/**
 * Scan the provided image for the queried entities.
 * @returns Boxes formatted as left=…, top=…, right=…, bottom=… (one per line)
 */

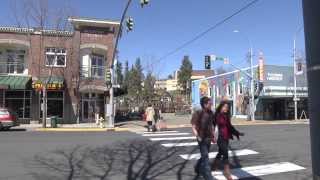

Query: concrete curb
left=35, top=127, right=129, bottom=132
left=165, top=121, right=309, bottom=129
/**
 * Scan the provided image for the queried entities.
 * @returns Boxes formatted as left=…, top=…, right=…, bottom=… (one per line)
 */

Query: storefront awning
left=32, top=76, right=65, bottom=90
left=0, top=76, right=31, bottom=89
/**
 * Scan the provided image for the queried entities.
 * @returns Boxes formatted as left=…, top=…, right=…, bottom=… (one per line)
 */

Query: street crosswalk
left=134, top=129, right=306, bottom=179
left=179, top=149, right=259, bottom=160
left=142, top=132, right=190, bottom=137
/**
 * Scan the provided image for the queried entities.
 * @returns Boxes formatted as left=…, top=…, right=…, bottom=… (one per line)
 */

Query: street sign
left=210, top=55, right=216, bottom=61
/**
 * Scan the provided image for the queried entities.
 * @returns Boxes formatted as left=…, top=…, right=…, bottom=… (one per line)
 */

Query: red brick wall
left=0, top=30, right=116, bottom=101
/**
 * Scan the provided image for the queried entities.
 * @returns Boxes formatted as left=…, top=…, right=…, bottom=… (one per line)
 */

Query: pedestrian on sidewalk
left=211, top=101, right=244, bottom=180
left=191, top=96, right=215, bottom=180
left=145, top=104, right=155, bottom=132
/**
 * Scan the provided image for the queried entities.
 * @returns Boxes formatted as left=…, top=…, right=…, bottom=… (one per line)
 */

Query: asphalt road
left=0, top=124, right=311, bottom=180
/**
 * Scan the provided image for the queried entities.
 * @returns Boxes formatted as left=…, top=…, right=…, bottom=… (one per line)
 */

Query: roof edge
left=68, top=17, right=120, bottom=26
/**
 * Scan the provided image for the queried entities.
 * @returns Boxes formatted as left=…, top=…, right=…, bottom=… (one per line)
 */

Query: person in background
left=211, top=101, right=244, bottom=180
left=191, top=96, right=215, bottom=180
left=145, top=104, right=155, bottom=132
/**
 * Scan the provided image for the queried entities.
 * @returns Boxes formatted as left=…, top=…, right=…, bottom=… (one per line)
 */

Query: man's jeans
left=195, top=138, right=214, bottom=180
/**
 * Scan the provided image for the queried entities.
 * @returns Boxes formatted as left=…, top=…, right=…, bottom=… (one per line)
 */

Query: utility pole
left=293, top=26, right=303, bottom=121
left=250, top=47, right=255, bottom=121
left=233, top=30, right=255, bottom=121
left=302, top=0, right=320, bottom=179
left=293, top=37, right=298, bottom=121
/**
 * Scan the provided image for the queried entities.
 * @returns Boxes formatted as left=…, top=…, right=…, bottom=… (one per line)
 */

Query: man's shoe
left=211, top=158, right=220, bottom=171
left=194, top=165, right=200, bottom=175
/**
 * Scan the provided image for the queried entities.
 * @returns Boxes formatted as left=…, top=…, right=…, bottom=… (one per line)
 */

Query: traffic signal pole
left=302, top=0, right=320, bottom=179
left=108, top=0, right=133, bottom=128
left=108, top=0, right=148, bottom=128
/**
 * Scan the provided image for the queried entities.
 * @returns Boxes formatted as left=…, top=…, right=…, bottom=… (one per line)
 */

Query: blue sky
left=0, top=0, right=305, bottom=78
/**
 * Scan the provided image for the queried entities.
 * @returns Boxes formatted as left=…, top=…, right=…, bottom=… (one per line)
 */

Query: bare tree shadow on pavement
left=25, top=140, right=196, bottom=180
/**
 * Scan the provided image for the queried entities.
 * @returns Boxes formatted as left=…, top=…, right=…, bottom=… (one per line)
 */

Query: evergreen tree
left=178, top=56, right=193, bottom=94
left=116, top=61, right=123, bottom=86
left=143, top=72, right=156, bottom=103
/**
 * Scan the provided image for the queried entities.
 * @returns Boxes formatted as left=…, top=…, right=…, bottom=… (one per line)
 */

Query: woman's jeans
left=216, top=136, right=229, bottom=164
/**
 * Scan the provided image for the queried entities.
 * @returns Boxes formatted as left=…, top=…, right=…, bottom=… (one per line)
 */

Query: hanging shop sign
left=32, top=80, right=64, bottom=90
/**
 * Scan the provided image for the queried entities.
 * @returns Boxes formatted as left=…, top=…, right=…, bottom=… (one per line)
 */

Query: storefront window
left=4, top=90, right=31, bottom=119
left=47, top=91, right=63, bottom=118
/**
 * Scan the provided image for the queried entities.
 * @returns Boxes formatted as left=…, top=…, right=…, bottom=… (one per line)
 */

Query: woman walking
left=145, top=104, right=155, bottom=132
left=212, top=101, right=244, bottom=180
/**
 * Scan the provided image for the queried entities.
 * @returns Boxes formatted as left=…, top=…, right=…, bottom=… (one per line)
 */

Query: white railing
left=80, top=65, right=105, bottom=79
left=0, top=62, right=25, bottom=74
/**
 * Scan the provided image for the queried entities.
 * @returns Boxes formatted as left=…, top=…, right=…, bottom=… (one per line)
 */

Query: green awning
left=0, top=76, right=31, bottom=89
left=40, top=76, right=64, bottom=84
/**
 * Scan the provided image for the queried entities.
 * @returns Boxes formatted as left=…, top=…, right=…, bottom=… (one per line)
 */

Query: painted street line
left=142, top=132, right=190, bottom=137
left=212, top=162, right=305, bottom=180
left=150, top=136, right=196, bottom=141
left=136, top=130, right=180, bottom=134
left=161, top=141, right=215, bottom=147
left=180, top=149, right=259, bottom=160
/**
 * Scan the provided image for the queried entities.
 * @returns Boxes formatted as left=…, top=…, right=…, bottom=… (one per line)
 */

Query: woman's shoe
left=223, top=164, right=233, bottom=180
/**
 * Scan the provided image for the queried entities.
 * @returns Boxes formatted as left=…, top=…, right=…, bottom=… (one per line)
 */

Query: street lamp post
left=233, top=30, right=255, bottom=121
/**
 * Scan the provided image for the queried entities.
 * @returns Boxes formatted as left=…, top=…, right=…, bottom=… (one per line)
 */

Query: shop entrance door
left=82, top=100, right=96, bottom=123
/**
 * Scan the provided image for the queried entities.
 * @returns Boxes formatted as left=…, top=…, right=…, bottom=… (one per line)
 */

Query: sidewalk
left=159, top=113, right=309, bottom=128
left=18, top=123, right=129, bottom=132
left=17, top=114, right=309, bottom=132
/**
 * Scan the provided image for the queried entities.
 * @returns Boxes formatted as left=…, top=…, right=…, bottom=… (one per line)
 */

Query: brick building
left=0, top=17, right=119, bottom=124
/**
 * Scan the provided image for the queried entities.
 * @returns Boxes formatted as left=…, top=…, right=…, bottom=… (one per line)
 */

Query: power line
left=142, top=0, right=260, bottom=71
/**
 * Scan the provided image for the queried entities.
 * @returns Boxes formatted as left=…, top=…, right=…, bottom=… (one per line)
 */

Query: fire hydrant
left=99, top=117, right=106, bottom=128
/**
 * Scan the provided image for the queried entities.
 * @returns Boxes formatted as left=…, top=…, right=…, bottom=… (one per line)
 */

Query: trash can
left=51, top=116, right=58, bottom=128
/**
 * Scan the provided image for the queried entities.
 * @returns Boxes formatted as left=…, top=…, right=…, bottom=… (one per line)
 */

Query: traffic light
left=140, top=0, right=149, bottom=7
left=105, top=69, right=112, bottom=86
left=126, top=17, right=134, bottom=31
left=254, top=81, right=258, bottom=92
left=205, top=55, right=211, bottom=69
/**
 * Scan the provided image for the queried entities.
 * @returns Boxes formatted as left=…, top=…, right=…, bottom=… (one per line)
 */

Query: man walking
left=191, top=96, right=215, bottom=180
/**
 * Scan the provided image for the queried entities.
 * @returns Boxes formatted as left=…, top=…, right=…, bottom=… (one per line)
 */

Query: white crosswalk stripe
left=136, top=129, right=306, bottom=178
left=150, top=136, right=196, bottom=141
left=142, top=132, right=190, bottom=137
left=212, top=162, right=305, bottom=180
left=136, top=130, right=180, bottom=134
left=179, top=149, right=259, bottom=160
left=161, top=141, right=215, bottom=147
